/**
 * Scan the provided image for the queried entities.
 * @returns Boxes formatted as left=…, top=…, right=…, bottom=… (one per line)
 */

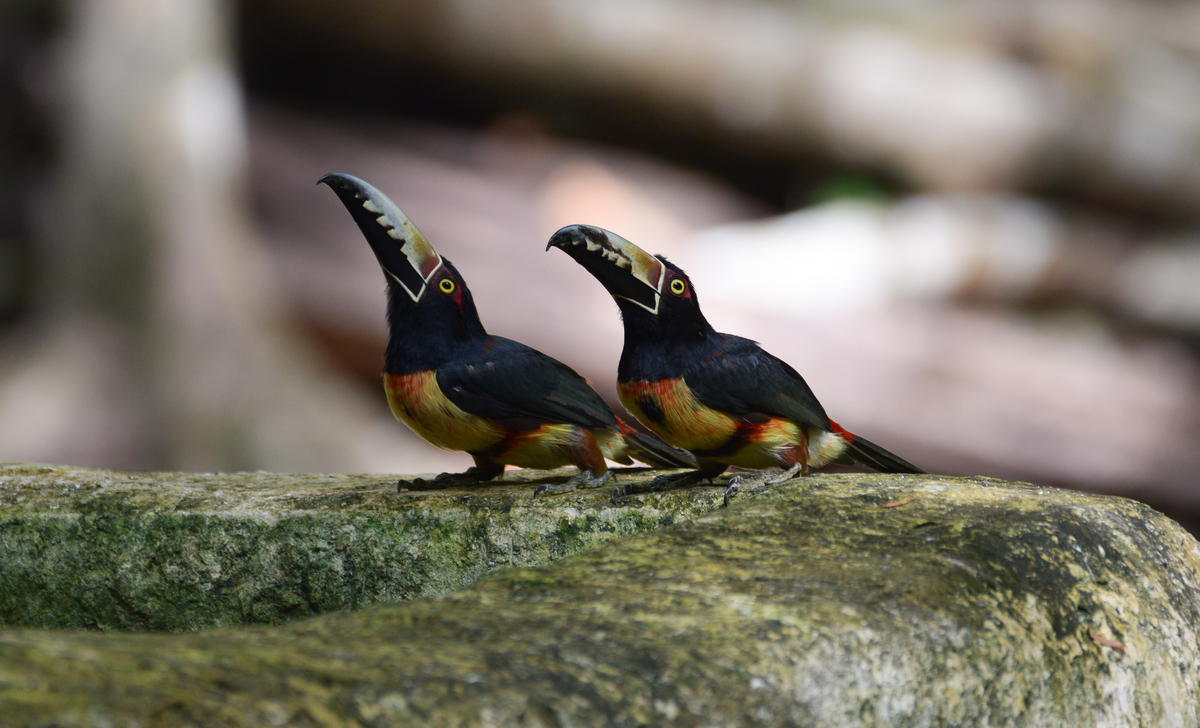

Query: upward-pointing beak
left=319, top=172, right=443, bottom=303
left=547, top=225, right=665, bottom=315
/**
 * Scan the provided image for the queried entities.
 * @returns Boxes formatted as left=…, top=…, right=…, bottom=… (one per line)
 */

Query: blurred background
left=3, top=0, right=1200, bottom=530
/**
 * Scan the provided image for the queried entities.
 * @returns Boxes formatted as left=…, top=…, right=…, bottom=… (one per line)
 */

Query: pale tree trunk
left=0, top=0, right=453, bottom=474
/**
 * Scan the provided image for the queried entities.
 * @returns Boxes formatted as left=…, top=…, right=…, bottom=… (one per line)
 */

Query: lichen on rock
left=0, top=466, right=1197, bottom=725
left=0, top=463, right=722, bottom=631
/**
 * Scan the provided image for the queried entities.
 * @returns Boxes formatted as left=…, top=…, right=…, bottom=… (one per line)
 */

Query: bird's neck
left=617, top=312, right=718, bottom=382
left=383, top=294, right=488, bottom=375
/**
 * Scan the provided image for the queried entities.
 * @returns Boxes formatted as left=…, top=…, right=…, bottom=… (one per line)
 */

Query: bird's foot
left=533, top=470, right=614, bottom=497
left=398, top=467, right=492, bottom=492
left=770, top=463, right=805, bottom=484
left=721, top=464, right=804, bottom=506
left=610, top=469, right=711, bottom=504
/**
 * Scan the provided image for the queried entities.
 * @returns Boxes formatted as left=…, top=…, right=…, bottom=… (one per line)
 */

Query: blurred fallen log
left=691, top=195, right=1200, bottom=335
left=247, top=0, right=1200, bottom=218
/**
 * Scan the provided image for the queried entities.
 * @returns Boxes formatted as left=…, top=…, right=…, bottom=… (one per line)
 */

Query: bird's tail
left=618, top=420, right=697, bottom=469
left=831, top=422, right=925, bottom=474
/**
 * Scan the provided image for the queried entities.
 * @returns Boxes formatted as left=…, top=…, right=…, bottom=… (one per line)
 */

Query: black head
left=547, top=225, right=713, bottom=346
left=320, top=172, right=486, bottom=372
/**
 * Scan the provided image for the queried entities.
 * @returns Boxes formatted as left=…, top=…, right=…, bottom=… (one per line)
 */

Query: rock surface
left=1, top=465, right=1198, bottom=726
left=0, top=463, right=724, bottom=631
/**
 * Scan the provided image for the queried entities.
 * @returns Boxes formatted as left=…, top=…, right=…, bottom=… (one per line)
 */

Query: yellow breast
left=618, top=379, right=738, bottom=452
left=384, top=371, right=504, bottom=453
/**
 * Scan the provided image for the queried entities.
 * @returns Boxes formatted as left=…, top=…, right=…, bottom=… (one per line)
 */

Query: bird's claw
left=574, top=470, right=613, bottom=491
left=535, top=470, right=613, bottom=497
left=403, top=475, right=453, bottom=491
left=610, top=485, right=627, bottom=505
left=398, top=477, right=429, bottom=491
left=711, top=464, right=802, bottom=502
left=532, top=483, right=579, bottom=497
left=398, top=469, right=491, bottom=492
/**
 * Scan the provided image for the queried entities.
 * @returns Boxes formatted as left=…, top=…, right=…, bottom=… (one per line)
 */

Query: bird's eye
left=669, top=278, right=687, bottom=295
left=438, top=278, right=456, bottom=295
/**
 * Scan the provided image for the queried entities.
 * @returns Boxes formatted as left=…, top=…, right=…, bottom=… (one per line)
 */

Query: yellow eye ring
left=438, top=278, right=456, bottom=295
left=669, top=278, right=686, bottom=295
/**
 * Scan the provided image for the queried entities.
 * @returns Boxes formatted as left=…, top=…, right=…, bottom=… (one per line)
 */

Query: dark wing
left=437, top=336, right=618, bottom=431
left=684, top=334, right=831, bottom=430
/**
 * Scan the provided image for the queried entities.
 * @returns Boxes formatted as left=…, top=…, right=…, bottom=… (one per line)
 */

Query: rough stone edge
left=0, top=462, right=731, bottom=630
left=0, top=472, right=1198, bottom=726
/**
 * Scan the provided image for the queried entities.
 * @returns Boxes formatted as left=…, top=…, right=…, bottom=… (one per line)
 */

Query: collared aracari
left=319, top=173, right=694, bottom=492
left=548, top=224, right=924, bottom=501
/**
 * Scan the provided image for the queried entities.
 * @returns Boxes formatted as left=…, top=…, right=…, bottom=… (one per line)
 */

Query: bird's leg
left=611, top=462, right=728, bottom=503
left=533, top=469, right=614, bottom=497
left=722, top=463, right=804, bottom=506
left=398, top=457, right=504, bottom=491
left=533, top=430, right=613, bottom=496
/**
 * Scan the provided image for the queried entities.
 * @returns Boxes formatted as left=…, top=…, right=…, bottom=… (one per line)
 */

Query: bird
left=547, top=224, right=924, bottom=502
left=319, top=173, right=694, bottom=493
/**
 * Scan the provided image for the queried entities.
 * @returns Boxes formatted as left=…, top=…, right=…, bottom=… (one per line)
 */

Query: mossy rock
left=0, top=463, right=726, bottom=631
left=1, top=468, right=1197, bottom=725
